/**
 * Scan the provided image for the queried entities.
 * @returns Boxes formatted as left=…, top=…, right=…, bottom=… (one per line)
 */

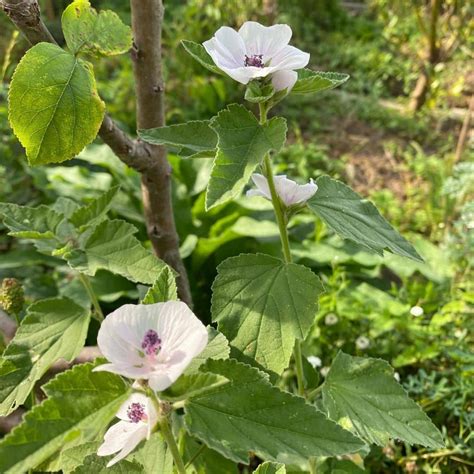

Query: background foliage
left=1, top=0, right=472, bottom=472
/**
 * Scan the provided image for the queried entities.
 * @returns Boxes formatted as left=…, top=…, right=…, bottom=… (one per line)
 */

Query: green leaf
left=0, top=362, right=130, bottom=473
left=128, top=432, right=173, bottom=474
left=142, top=266, right=178, bottom=304
left=322, top=351, right=444, bottom=448
left=66, top=219, right=166, bottom=284
left=206, top=104, right=287, bottom=210
left=69, top=186, right=119, bottom=231
left=8, top=42, right=105, bottom=165
left=50, top=442, right=100, bottom=473
left=62, top=0, right=132, bottom=56
left=254, top=462, right=286, bottom=474
left=292, top=69, right=350, bottom=95
left=211, top=253, right=323, bottom=373
left=0, top=297, right=91, bottom=416
left=181, top=40, right=224, bottom=76
left=138, top=120, right=217, bottom=158
left=185, top=327, right=230, bottom=375
left=185, top=359, right=364, bottom=465
left=244, top=81, right=275, bottom=103
left=307, top=176, right=422, bottom=261
left=0, top=203, right=65, bottom=250
left=72, top=454, right=142, bottom=473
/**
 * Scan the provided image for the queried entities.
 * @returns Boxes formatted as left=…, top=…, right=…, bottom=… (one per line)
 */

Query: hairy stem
left=77, top=273, right=104, bottom=322
left=160, top=416, right=186, bottom=474
left=259, top=104, right=305, bottom=397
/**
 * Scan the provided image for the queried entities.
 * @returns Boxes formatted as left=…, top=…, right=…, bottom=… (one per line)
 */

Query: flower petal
left=271, top=70, right=298, bottom=92
left=105, top=425, right=148, bottom=467
left=93, top=362, right=150, bottom=380
left=203, top=27, right=246, bottom=69
left=270, top=45, right=310, bottom=71
left=247, top=173, right=272, bottom=200
left=274, top=175, right=318, bottom=206
left=239, top=22, right=292, bottom=58
left=97, top=420, right=142, bottom=457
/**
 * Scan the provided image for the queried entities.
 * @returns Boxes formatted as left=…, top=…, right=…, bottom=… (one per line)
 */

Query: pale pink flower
left=203, top=21, right=309, bottom=92
left=97, top=393, right=158, bottom=467
left=246, top=173, right=318, bottom=207
left=94, top=301, right=208, bottom=391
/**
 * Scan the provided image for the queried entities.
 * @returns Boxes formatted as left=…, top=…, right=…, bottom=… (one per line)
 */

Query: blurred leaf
left=254, top=461, right=286, bottom=473
left=9, top=43, right=104, bottom=165
left=62, top=0, right=132, bottom=56
left=0, top=297, right=90, bottom=416
left=212, top=253, right=323, bottom=373
left=322, top=351, right=444, bottom=448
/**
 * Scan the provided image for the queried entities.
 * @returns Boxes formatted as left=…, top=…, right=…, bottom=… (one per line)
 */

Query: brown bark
left=130, top=0, right=192, bottom=306
left=1, top=0, right=192, bottom=305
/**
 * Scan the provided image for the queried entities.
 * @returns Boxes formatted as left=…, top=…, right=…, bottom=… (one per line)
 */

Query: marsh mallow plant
left=0, top=2, right=444, bottom=472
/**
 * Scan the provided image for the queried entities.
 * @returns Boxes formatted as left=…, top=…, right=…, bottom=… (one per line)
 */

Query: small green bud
left=0, top=278, right=25, bottom=316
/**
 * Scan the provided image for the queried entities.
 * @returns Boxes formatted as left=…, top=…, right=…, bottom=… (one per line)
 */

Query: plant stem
left=78, top=273, right=104, bottom=322
left=259, top=103, right=305, bottom=397
left=160, top=416, right=186, bottom=474
left=307, top=384, right=324, bottom=401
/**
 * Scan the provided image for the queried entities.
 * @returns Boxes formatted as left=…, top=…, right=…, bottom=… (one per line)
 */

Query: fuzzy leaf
left=66, top=219, right=166, bottom=284
left=206, top=104, right=286, bottom=210
left=138, top=120, right=217, bottom=158
left=0, top=298, right=91, bottom=416
left=142, top=266, right=178, bottom=304
left=181, top=40, right=224, bottom=76
left=62, top=0, right=132, bottom=56
left=0, top=362, right=130, bottom=473
left=8, top=43, right=104, bottom=165
left=69, top=186, right=119, bottom=231
left=322, top=351, right=444, bottom=448
left=211, top=253, right=323, bottom=373
left=185, top=359, right=364, bottom=464
left=307, top=176, right=422, bottom=261
left=292, top=69, right=350, bottom=95
left=128, top=432, right=173, bottom=474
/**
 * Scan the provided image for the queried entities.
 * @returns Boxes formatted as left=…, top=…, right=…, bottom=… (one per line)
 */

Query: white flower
left=94, top=301, right=208, bottom=391
left=203, top=21, right=309, bottom=92
left=307, top=355, right=322, bottom=368
left=320, top=366, right=330, bottom=377
left=355, top=336, right=370, bottom=350
left=97, top=393, right=158, bottom=467
left=410, top=305, right=424, bottom=317
left=246, top=173, right=317, bottom=207
left=394, top=372, right=400, bottom=382
left=324, top=313, right=339, bottom=326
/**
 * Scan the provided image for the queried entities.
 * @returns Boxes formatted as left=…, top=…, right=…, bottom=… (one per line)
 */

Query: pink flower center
left=127, top=402, right=146, bottom=423
left=141, top=329, right=162, bottom=356
left=244, top=54, right=264, bottom=68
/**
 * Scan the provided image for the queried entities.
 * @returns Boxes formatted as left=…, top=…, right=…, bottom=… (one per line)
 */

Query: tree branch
left=130, top=0, right=192, bottom=305
left=1, top=0, right=193, bottom=305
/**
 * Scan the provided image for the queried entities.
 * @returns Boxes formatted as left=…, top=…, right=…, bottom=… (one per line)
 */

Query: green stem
left=307, top=384, right=324, bottom=401
left=78, top=273, right=104, bottom=322
left=184, top=443, right=206, bottom=469
left=160, top=416, right=186, bottom=474
left=259, top=102, right=305, bottom=397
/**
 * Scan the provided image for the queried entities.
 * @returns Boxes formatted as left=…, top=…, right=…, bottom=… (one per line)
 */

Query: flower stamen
left=127, top=402, right=146, bottom=423
left=244, top=54, right=264, bottom=68
left=141, top=329, right=162, bottom=356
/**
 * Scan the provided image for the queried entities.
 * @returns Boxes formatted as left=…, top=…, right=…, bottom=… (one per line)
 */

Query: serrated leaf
left=69, top=186, right=119, bottom=231
left=72, top=453, right=142, bottom=473
left=322, top=351, right=444, bottom=448
left=307, top=176, right=422, bottom=261
left=254, top=462, right=286, bottom=473
left=0, top=297, right=91, bottom=416
left=292, top=69, right=350, bottom=95
left=206, top=104, right=287, bottom=210
left=52, top=197, right=81, bottom=218
left=185, top=327, right=230, bottom=375
left=185, top=359, right=364, bottom=465
left=51, top=442, right=100, bottom=473
left=128, top=432, right=173, bottom=474
left=0, top=202, right=65, bottom=253
left=8, top=42, right=104, bottom=165
left=181, top=40, right=224, bottom=76
left=244, top=81, right=275, bottom=103
left=0, top=362, right=130, bottom=473
left=211, top=253, right=323, bottom=373
left=142, top=266, right=178, bottom=304
left=138, top=120, right=217, bottom=158
left=66, top=219, right=166, bottom=284
left=62, top=0, right=132, bottom=56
